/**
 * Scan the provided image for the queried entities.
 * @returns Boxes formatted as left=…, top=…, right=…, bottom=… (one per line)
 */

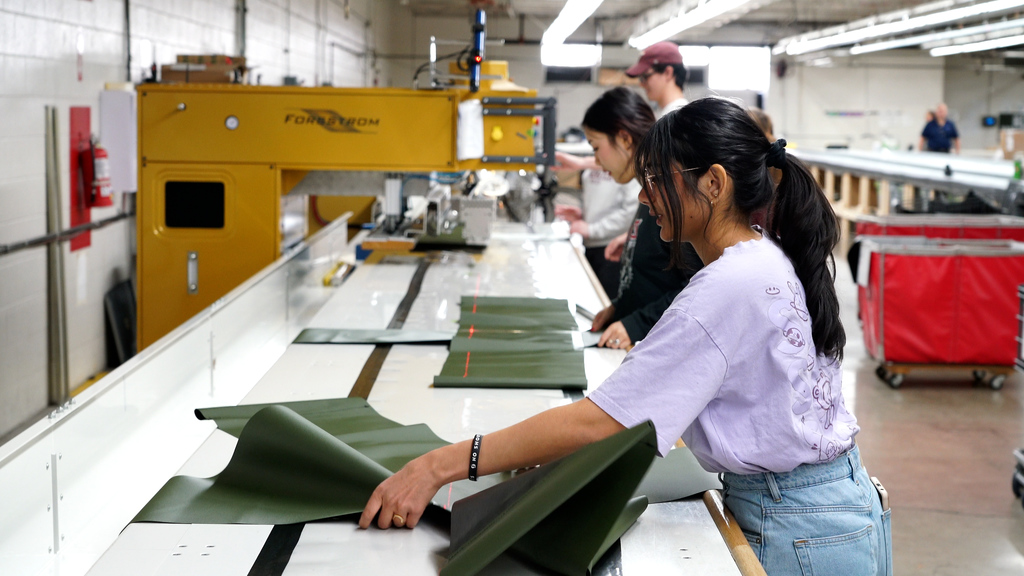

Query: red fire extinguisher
left=78, top=137, right=114, bottom=208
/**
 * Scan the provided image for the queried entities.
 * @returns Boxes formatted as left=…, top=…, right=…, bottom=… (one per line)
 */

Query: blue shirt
left=922, top=119, right=958, bottom=152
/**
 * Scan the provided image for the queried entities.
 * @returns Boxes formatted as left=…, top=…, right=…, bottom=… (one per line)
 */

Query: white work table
left=1, top=221, right=747, bottom=576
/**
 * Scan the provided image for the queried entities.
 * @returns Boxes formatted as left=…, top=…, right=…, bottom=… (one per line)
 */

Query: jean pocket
left=794, top=524, right=876, bottom=576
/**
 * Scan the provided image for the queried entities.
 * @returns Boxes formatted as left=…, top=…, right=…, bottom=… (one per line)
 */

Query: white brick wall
left=0, top=0, right=393, bottom=438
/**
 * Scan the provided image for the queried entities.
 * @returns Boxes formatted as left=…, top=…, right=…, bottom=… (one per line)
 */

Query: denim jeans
left=722, top=446, right=892, bottom=576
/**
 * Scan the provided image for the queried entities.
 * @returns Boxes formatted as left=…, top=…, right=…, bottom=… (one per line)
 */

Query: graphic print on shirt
left=616, top=217, right=643, bottom=298
left=766, top=281, right=851, bottom=462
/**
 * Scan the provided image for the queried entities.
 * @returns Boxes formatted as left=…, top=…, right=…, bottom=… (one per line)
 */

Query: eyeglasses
left=637, top=71, right=656, bottom=84
left=643, top=167, right=702, bottom=188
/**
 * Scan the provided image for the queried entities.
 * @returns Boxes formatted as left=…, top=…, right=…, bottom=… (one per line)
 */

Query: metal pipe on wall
left=44, top=106, right=70, bottom=407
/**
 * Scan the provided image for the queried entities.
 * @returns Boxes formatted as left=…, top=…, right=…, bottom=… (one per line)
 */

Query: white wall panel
left=0, top=0, right=400, bottom=438
left=767, top=52, right=944, bottom=151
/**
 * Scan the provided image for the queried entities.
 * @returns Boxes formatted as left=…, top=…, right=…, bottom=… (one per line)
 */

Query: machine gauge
left=225, top=115, right=240, bottom=130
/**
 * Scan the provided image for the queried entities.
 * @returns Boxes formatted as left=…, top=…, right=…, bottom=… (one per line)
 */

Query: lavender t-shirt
left=588, top=237, right=859, bottom=474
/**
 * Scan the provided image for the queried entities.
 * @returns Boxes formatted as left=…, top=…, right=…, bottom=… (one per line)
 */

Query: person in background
left=554, top=170, right=639, bottom=298
left=919, top=103, right=960, bottom=154
left=625, top=41, right=689, bottom=119
left=558, top=88, right=699, bottom=350
left=748, top=107, right=775, bottom=141
left=601, top=41, right=691, bottom=268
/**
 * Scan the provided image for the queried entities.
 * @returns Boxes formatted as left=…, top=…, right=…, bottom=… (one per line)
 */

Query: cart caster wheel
left=990, top=374, right=1007, bottom=390
left=875, top=366, right=888, bottom=381
left=886, top=373, right=904, bottom=389
left=1013, top=475, right=1023, bottom=499
left=972, top=369, right=987, bottom=383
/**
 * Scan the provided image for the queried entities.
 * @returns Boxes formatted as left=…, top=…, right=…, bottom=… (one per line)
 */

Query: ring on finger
left=392, top=514, right=405, bottom=528
left=612, top=338, right=620, bottom=345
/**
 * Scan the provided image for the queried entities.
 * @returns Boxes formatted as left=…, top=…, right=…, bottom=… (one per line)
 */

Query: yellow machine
left=137, top=61, right=555, bottom=349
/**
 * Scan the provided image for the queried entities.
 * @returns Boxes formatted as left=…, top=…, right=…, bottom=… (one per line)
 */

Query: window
left=165, top=181, right=225, bottom=228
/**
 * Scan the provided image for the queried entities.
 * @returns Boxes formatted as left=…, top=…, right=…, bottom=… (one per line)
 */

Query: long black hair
left=581, top=87, right=655, bottom=149
left=633, top=97, right=845, bottom=361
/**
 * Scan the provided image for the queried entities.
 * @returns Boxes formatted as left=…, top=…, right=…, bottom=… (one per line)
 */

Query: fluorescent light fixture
left=629, top=0, right=755, bottom=50
left=930, top=32, right=1024, bottom=55
left=783, top=0, right=1024, bottom=56
left=542, top=0, right=603, bottom=46
left=679, top=45, right=711, bottom=67
left=850, top=17, right=1024, bottom=54
left=541, top=43, right=603, bottom=67
left=708, top=46, right=771, bottom=92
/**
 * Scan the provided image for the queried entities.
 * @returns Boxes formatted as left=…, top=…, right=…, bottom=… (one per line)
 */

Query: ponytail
left=769, top=155, right=845, bottom=362
left=635, top=97, right=845, bottom=361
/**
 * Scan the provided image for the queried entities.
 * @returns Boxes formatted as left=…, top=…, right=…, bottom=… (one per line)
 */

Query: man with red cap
left=626, top=41, right=688, bottom=119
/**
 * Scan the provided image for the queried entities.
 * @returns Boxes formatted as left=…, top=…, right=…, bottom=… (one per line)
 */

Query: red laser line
left=468, top=325, right=475, bottom=339
left=446, top=483, right=454, bottom=510
left=463, top=351, right=471, bottom=378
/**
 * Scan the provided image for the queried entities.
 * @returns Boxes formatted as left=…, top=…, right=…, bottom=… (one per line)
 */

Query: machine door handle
left=187, top=251, right=198, bottom=295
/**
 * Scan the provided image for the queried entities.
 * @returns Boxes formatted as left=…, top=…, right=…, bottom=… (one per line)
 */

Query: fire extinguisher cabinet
left=857, top=236, right=1024, bottom=389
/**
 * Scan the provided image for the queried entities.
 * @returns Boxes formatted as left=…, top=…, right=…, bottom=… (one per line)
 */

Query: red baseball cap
left=626, top=41, right=683, bottom=77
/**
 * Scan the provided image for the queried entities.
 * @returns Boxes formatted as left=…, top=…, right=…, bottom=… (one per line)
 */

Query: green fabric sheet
left=293, top=328, right=455, bottom=345
left=443, top=422, right=658, bottom=576
left=437, top=297, right=589, bottom=389
left=459, top=297, right=579, bottom=331
left=434, top=348, right=588, bottom=389
left=448, top=329, right=582, bottom=353
left=135, top=399, right=451, bottom=524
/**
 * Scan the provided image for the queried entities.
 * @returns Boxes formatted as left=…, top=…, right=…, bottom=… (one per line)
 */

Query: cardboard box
left=161, top=63, right=241, bottom=84
left=176, top=54, right=246, bottom=68
left=1000, top=129, right=1024, bottom=159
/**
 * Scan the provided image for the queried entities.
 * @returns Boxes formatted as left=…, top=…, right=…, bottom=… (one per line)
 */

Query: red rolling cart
left=857, top=236, right=1024, bottom=388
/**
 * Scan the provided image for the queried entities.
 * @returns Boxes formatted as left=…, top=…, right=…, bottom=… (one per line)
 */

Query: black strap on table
left=349, top=258, right=432, bottom=399
left=246, top=524, right=304, bottom=576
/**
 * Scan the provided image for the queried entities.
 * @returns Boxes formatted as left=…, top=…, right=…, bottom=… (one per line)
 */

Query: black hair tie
left=766, top=139, right=787, bottom=169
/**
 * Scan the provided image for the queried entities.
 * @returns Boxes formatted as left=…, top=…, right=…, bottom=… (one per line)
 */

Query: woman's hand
left=604, top=233, right=628, bottom=262
left=359, top=453, right=445, bottom=530
left=569, top=220, right=589, bottom=238
left=554, top=204, right=583, bottom=222
left=598, top=321, right=631, bottom=350
left=554, top=151, right=595, bottom=172
left=591, top=305, right=615, bottom=331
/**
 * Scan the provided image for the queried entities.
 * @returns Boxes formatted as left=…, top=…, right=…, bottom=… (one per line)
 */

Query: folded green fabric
left=443, top=422, right=658, bottom=576
left=448, top=329, right=582, bottom=353
left=195, top=398, right=406, bottom=441
left=459, top=297, right=578, bottom=331
left=134, top=405, right=395, bottom=524
left=434, top=348, right=588, bottom=389
left=293, top=329, right=455, bottom=345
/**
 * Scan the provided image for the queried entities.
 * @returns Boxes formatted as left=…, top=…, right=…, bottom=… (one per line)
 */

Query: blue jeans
left=722, top=446, right=892, bottom=576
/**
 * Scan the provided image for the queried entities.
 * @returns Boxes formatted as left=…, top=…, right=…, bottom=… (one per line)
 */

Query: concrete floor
left=834, top=258, right=1024, bottom=575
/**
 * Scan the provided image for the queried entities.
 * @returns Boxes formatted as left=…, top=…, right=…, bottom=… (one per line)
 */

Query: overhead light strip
left=930, top=32, right=1024, bottom=55
left=629, top=0, right=756, bottom=50
left=542, top=0, right=604, bottom=46
left=783, top=0, right=1024, bottom=56
left=850, top=17, right=1024, bottom=54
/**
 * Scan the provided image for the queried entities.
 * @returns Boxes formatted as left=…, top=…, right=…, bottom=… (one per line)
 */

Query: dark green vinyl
left=433, top=349, right=588, bottom=389
left=459, top=297, right=579, bottom=331
left=293, top=329, right=455, bottom=345
left=448, top=329, right=581, bottom=353
left=133, top=405, right=396, bottom=524
left=443, top=422, right=658, bottom=576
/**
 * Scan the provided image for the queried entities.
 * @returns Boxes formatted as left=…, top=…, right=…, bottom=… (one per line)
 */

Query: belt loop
left=764, top=472, right=783, bottom=503
left=847, top=450, right=857, bottom=478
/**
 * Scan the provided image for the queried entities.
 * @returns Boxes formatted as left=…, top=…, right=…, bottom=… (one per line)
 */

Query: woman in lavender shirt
left=360, top=98, right=892, bottom=575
